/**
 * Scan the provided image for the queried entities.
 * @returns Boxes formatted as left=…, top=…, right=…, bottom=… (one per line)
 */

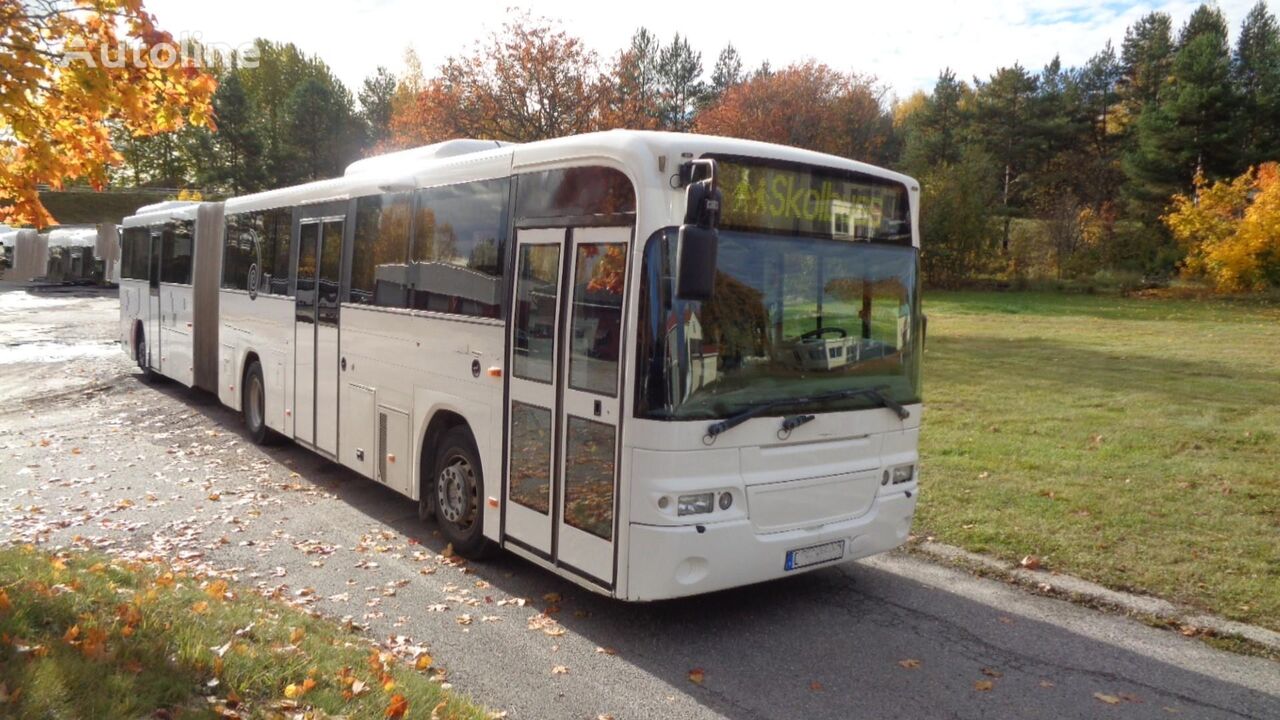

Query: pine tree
left=704, top=44, right=743, bottom=108
left=1120, top=12, right=1174, bottom=112
left=1125, top=5, right=1240, bottom=218
left=359, top=67, right=398, bottom=148
left=902, top=68, right=968, bottom=172
left=656, top=34, right=704, bottom=131
left=204, top=72, right=266, bottom=193
left=1234, top=2, right=1280, bottom=164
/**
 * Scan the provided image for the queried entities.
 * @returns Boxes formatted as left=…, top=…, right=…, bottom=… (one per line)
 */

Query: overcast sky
left=147, top=0, right=1274, bottom=104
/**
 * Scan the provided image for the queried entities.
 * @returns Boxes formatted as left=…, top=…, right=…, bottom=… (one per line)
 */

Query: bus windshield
left=635, top=228, right=922, bottom=421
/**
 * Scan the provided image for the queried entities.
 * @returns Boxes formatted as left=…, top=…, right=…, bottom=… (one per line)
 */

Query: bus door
left=146, top=227, right=162, bottom=371
left=294, top=218, right=344, bottom=456
left=506, top=226, right=630, bottom=586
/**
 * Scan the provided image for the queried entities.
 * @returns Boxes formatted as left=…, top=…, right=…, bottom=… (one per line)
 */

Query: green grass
left=917, top=291, right=1280, bottom=631
left=0, top=546, right=488, bottom=719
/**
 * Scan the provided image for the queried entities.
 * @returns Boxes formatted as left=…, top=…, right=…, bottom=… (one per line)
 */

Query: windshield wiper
left=704, top=387, right=909, bottom=440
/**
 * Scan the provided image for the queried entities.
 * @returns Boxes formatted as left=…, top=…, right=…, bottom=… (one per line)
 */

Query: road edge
left=907, top=539, right=1280, bottom=658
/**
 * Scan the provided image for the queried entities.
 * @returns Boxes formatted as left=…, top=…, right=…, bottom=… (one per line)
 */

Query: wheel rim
left=437, top=455, right=477, bottom=529
left=248, top=375, right=263, bottom=431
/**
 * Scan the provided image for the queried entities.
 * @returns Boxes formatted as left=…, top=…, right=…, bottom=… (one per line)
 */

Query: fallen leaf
left=0, top=590, right=10, bottom=612
left=595, top=646, right=617, bottom=656
left=551, top=665, right=569, bottom=675
left=809, top=681, right=824, bottom=691
left=974, top=680, right=994, bottom=692
left=981, top=667, right=1004, bottom=678
left=543, top=592, right=562, bottom=604
left=688, top=668, right=705, bottom=685
left=289, top=627, right=305, bottom=645
left=1039, top=680, right=1055, bottom=688
left=897, top=659, right=921, bottom=670
left=1094, top=692, right=1122, bottom=705
left=191, top=601, right=209, bottom=615
left=416, top=654, right=434, bottom=670
left=1019, top=555, right=1042, bottom=570
left=385, top=694, right=409, bottom=718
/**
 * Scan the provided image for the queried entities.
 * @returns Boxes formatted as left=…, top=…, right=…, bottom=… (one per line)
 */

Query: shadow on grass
left=928, top=334, right=1280, bottom=407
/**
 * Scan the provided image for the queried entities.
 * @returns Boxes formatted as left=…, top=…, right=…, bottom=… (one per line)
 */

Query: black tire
left=242, top=360, right=272, bottom=445
left=431, top=426, right=492, bottom=559
left=135, top=328, right=155, bottom=383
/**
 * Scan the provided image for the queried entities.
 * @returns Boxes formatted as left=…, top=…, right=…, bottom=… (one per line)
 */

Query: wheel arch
left=417, top=408, right=474, bottom=503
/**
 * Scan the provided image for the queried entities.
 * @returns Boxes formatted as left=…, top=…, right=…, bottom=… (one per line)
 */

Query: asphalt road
left=1, top=286, right=1277, bottom=720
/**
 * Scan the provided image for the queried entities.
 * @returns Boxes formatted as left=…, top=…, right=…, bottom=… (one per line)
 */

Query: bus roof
left=220, top=130, right=918, bottom=215
left=122, top=200, right=203, bottom=227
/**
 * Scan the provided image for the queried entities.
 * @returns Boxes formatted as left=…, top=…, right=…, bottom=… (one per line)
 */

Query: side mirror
left=676, top=225, right=718, bottom=302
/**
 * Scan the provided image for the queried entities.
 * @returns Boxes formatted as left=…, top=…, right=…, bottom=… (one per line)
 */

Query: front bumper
left=623, top=489, right=916, bottom=601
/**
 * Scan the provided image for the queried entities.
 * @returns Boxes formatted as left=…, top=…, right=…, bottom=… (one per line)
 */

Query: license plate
left=785, top=540, right=846, bottom=571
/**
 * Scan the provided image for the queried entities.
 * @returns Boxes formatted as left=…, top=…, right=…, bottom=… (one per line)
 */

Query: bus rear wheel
left=242, top=360, right=273, bottom=445
left=135, top=329, right=154, bottom=383
left=432, top=426, right=491, bottom=559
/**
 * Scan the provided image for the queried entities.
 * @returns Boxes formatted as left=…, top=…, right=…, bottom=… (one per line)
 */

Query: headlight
left=677, top=492, right=715, bottom=516
left=891, top=464, right=915, bottom=484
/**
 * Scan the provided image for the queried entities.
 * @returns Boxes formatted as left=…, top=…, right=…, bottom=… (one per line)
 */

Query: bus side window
left=407, top=178, right=508, bottom=319
left=350, top=192, right=412, bottom=308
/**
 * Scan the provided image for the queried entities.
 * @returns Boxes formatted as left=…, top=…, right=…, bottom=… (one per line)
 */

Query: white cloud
left=146, top=0, right=1275, bottom=103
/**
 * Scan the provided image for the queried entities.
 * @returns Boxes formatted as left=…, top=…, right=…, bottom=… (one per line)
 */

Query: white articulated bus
left=120, top=130, right=923, bottom=601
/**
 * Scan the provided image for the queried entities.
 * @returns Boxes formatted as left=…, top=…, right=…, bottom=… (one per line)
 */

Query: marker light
left=718, top=492, right=733, bottom=510
left=891, top=464, right=915, bottom=484
left=677, top=493, right=714, bottom=516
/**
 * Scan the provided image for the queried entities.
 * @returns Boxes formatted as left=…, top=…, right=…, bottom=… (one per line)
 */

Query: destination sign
left=714, top=158, right=910, bottom=241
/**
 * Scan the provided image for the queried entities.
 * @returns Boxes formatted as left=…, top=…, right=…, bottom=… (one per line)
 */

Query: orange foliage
left=696, top=61, right=890, bottom=162
left=388, top=11, right=604, bottom=147
left=1164, top=163, right=1280, bottom=292
left=0, top=0, right=217, bottom=227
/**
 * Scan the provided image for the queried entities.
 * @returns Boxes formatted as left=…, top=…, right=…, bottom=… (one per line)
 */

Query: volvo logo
left=247, top=263, right=259, bottom=299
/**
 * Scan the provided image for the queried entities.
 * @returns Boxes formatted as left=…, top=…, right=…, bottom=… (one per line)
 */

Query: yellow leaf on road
left=897, top=658, right=921, bottom=669
left=688, top=668, right=705, bottom=685
left=1094, top=692, right=1122, bottom=705
left=974, top=680, right=994, bottom=691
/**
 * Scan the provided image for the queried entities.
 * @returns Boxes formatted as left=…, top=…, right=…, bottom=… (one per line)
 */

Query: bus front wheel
left=432, top=426, right=491, bottom=559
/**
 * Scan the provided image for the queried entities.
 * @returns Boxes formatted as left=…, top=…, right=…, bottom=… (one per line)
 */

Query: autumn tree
left=696, top=61, right=892, bottom=162
left=389, top=12, right=603, bottom=146
left=1165, top=163, right=1280, bottom=291
left=0, top=0, right=216, bottom=227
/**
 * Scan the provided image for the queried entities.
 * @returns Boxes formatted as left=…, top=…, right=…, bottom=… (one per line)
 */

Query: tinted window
left=351, top=192, right=411, bottom=307
left=409, top=178, right=508, bottom=318
left=221, top=212, right=255, bottom=290
left=260, top=208, right=293, bottom=296
left=160, top=220, right=194, bottom=284
left=121, top=226, right=150, bottom=280
left=516, top=167, right=634, bottom=219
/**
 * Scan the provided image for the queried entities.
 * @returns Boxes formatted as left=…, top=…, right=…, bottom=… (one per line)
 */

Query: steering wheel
left=800, top=326, right=848, bottom=341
